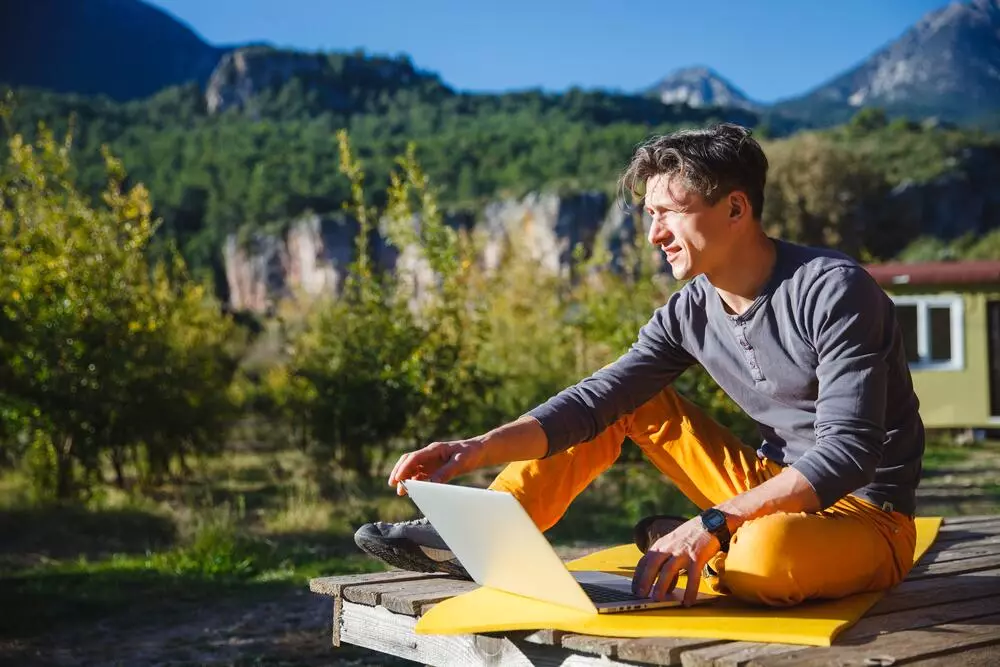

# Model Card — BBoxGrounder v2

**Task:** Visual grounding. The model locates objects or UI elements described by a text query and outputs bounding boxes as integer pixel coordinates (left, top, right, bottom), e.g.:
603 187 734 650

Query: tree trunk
55 435 74 500
111 447 126 489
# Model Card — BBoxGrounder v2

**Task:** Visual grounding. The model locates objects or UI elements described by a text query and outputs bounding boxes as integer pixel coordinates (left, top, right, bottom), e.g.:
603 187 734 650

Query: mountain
202 46 453 116
645 66 759 111
0 0 225 101
773 0 1000 125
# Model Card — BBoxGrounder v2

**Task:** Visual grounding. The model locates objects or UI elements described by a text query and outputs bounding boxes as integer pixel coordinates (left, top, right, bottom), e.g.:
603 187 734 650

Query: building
866 260 1000 431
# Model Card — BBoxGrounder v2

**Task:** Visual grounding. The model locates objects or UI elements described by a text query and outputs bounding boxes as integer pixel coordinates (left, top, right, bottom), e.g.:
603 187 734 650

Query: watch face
703 510 725 530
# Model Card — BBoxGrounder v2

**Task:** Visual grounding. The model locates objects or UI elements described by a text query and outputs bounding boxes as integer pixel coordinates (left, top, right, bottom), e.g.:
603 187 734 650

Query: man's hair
618 123 768 220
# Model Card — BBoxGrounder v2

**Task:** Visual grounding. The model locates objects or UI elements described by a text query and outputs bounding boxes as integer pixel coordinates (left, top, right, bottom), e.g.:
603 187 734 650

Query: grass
921 441 978 469
0 445 409 641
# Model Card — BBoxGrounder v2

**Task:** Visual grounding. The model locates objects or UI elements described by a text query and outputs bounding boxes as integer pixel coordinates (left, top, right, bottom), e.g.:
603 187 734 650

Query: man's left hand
631 516 719 606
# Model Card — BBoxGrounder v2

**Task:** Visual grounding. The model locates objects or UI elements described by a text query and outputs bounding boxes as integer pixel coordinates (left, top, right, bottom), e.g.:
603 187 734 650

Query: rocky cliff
885 144 1000 242
203 45 450 116
223 151 1000 313
223 192 653 313
206 48 330 115
223 213 371 314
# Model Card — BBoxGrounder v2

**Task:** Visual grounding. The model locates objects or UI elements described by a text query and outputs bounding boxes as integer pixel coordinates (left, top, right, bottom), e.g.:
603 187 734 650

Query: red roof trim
864 260 1000 287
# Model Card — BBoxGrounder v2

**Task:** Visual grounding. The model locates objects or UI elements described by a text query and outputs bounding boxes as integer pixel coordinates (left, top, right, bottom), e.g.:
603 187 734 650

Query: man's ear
728 192 749 220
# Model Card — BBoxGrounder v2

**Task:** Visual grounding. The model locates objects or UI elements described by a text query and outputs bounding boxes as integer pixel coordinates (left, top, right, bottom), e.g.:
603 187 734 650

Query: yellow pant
488 386 917 606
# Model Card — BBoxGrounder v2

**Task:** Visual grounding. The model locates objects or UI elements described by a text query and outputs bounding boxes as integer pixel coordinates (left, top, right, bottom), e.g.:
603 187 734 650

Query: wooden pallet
310 515 1000 666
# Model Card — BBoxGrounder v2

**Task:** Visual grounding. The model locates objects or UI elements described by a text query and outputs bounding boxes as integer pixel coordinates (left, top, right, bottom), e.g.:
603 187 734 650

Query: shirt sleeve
791 266 892 509
527 287 698 457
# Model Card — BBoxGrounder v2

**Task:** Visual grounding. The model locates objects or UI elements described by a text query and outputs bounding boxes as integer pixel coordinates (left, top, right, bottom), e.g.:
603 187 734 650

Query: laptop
401 479 716 614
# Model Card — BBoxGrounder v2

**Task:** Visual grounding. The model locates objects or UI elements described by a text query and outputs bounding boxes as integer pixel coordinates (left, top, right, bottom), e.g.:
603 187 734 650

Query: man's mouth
662 244 682 260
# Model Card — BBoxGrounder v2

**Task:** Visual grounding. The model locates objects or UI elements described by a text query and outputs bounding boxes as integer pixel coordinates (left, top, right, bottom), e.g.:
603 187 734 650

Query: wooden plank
522 629 567 647
869 567 1000 615
560 634 624 658
926 533 1000 554
842 586 1000 640
338 601 639 666
935 522 1000 542
332 596 342 647
678 641 799 667
746 613 1000 667
669 566 1000 667
381 578 479 615
616 638 729 666
938 515 1000 526
938 516 1000 529
309 570 443 597
908 553 1000 579
914 543 1000 566
908 643 1000 666
342 576 478 614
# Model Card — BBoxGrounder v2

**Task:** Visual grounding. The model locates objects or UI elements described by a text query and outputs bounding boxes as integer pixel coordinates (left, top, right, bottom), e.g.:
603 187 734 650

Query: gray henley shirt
528 238 924 515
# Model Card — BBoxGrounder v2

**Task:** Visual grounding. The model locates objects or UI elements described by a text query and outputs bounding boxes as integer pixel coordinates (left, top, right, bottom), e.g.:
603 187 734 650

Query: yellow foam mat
415 516 941 646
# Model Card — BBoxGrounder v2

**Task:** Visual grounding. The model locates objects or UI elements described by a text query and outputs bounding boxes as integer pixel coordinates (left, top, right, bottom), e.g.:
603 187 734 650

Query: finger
683 560 704 607
651 557 683 601
388 452 411 487
632 551 669 598
394 448 436 485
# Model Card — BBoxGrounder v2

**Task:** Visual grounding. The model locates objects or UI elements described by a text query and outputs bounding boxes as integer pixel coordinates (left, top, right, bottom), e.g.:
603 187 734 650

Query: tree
272 133 504 490
763 133 890 258
849 107 889 135
0 120 241 500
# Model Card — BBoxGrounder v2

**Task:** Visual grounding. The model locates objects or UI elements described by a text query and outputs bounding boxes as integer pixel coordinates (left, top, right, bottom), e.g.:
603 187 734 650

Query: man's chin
669 263 692 280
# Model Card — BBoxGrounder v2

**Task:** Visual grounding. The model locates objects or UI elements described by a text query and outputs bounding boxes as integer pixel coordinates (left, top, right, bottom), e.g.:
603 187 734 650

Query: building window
891 295 964 371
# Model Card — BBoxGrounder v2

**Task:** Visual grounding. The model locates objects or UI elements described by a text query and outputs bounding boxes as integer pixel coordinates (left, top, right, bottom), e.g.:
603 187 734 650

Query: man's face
644 173 734 281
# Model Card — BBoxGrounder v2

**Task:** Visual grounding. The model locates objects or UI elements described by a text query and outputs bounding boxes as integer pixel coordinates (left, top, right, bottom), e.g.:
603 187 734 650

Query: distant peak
646 66 757 111
773 0 1000 123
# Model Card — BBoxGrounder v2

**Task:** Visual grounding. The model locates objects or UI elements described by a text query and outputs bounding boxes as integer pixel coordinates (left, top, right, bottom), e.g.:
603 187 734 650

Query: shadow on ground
0 506 176 566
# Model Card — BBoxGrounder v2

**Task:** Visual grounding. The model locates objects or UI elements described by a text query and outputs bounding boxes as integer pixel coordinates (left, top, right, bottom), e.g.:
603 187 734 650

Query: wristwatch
699 508 731 552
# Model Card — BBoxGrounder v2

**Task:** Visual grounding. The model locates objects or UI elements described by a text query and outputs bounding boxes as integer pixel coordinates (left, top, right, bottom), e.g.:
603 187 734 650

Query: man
354 123 923 607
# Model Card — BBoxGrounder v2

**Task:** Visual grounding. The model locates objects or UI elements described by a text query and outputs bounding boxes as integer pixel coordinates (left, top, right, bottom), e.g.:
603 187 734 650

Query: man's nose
648 220 668 245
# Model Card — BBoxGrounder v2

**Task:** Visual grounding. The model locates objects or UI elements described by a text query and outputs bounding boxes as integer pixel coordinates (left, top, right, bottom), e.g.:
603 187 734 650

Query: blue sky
148 0 952 103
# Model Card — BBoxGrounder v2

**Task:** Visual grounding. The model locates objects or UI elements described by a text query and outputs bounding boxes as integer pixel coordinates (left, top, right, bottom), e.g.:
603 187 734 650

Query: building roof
864 260 1000 287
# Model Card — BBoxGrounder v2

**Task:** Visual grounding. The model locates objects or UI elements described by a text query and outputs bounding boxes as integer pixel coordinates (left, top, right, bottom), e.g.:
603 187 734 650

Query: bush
0 116 242 500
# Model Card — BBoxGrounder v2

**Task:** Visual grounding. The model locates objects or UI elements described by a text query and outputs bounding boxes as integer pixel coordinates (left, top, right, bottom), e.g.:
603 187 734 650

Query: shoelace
395 517 431 528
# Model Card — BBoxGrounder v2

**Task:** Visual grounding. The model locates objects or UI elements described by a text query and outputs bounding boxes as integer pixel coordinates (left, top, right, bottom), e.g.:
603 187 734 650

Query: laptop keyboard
579 582 644 603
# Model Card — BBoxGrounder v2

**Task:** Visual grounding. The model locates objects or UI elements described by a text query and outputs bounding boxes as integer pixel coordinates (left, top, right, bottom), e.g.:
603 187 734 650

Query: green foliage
0 79 758 277
151 499 260 579
822 115 996 187
762 133 891 258
897 228 1000 262
847 107 889 135
548 464 699 544
267 132 503 488
0 118 241 500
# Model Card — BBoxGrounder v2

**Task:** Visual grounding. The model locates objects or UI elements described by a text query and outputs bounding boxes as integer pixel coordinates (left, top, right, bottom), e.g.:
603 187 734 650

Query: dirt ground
0 545 604 667
0 585 409 667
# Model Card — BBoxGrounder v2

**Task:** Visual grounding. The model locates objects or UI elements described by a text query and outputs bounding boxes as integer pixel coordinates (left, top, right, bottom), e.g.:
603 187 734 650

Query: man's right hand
388 438 488 496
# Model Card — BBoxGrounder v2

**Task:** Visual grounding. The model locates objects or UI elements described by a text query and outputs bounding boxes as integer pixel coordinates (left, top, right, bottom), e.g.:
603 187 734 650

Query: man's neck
708 234 778 317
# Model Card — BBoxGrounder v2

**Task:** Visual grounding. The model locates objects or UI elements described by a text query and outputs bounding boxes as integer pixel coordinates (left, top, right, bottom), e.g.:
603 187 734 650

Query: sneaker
632 514 689 553
354 517 471 580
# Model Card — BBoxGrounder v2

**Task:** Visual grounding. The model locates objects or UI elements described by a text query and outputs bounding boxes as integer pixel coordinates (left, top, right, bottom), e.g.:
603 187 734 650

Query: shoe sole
354 532 471 580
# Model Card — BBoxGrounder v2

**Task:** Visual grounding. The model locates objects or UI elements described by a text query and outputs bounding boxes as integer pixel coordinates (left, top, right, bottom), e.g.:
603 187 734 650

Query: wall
887 284 1000 429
